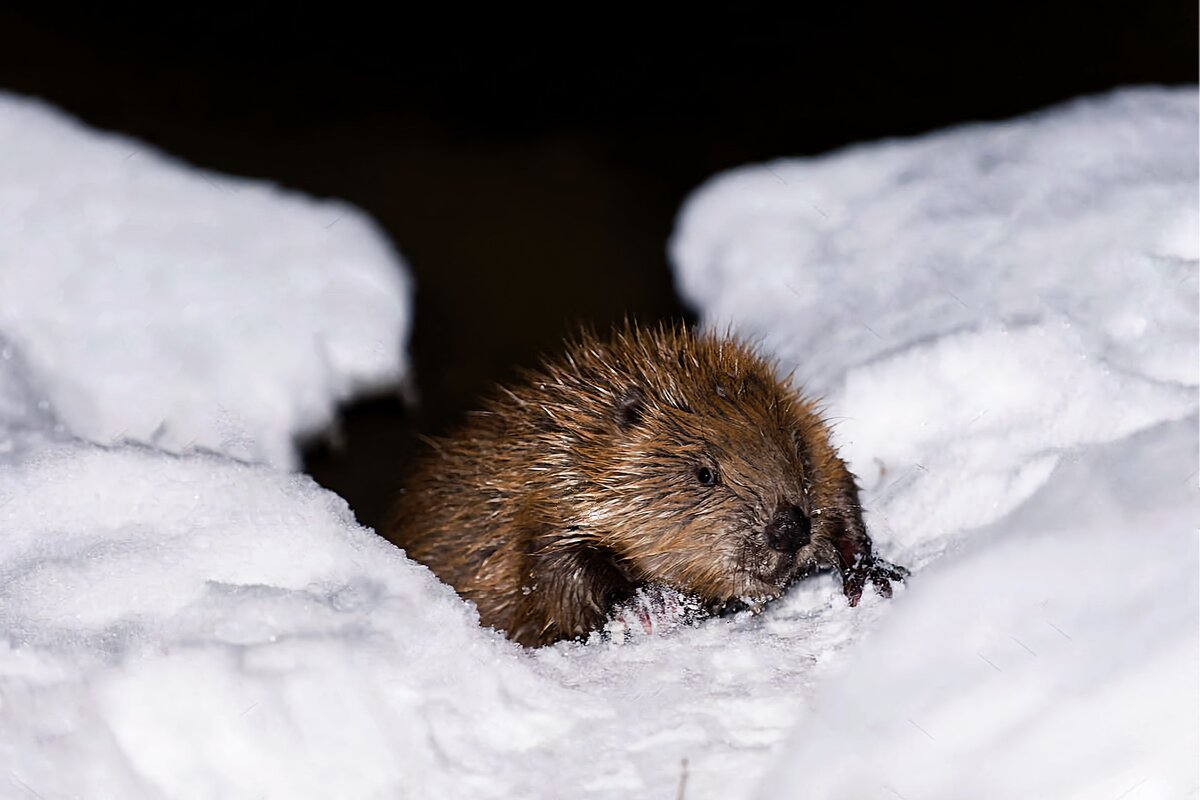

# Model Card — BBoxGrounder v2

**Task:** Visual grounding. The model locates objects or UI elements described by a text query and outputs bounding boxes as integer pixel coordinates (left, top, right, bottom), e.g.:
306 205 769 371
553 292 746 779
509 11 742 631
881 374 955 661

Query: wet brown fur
384 323 906 647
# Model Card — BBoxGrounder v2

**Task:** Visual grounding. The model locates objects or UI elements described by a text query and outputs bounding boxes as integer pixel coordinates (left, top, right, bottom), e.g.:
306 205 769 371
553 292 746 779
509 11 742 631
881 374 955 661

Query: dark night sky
1 5 1195 527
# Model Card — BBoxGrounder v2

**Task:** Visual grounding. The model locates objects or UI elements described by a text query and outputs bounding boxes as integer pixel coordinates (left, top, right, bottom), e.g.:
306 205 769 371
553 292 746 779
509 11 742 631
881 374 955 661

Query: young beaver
385 324 907 647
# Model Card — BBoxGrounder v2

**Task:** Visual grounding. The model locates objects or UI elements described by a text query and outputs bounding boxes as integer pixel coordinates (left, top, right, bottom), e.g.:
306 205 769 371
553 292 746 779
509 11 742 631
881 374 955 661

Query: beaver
385 324 907 647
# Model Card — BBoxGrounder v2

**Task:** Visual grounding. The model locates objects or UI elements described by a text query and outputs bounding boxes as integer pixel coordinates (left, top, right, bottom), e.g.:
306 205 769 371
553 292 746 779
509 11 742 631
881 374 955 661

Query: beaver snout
764 504 812 553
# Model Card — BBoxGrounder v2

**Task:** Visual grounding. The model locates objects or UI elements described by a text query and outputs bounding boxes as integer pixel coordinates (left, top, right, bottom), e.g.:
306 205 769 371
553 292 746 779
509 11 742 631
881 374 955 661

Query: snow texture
0 93 411 469
672 86 1199 799
2 86 1197 800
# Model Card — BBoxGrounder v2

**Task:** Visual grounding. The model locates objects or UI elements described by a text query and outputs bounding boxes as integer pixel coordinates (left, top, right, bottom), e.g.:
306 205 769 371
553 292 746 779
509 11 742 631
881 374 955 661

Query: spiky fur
385 323 905 647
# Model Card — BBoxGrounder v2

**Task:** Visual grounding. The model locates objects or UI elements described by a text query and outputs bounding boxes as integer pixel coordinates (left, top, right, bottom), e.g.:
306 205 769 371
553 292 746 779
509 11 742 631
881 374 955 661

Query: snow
0 93 411 469
672 86 1199 799
756 420 1198 800
1 444 591 799
1 86 1196 799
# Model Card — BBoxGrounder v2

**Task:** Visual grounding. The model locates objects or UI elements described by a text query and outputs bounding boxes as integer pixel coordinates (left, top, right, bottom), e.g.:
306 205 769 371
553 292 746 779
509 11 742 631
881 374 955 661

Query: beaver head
531 325 856 606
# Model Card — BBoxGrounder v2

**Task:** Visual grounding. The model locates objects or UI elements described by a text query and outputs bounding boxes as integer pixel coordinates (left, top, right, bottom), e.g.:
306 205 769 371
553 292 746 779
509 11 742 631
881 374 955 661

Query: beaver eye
695 466 717 486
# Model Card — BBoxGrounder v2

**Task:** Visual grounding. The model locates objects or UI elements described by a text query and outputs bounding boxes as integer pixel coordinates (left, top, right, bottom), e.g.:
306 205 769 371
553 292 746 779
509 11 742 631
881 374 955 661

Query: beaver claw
841 557 909 607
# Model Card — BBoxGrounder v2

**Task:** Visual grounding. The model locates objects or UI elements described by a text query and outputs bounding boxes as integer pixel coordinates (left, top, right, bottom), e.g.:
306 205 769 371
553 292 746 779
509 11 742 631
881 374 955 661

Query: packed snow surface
2 87 1197 799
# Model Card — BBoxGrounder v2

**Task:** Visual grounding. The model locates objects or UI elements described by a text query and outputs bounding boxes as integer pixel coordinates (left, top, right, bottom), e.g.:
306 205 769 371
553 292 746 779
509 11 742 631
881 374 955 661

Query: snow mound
757 419 1198 800
0 92 411 468
672 87 1197 394
673 86 1198 799
0 444 594 799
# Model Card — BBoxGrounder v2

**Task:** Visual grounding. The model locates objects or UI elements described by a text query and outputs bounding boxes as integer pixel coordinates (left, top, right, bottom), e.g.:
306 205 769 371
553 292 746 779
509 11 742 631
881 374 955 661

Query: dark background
1 5 1194 529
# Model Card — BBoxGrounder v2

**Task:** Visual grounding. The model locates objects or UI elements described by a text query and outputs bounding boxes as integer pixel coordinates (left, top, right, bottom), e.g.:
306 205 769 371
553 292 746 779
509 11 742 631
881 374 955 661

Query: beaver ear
615 386 646 431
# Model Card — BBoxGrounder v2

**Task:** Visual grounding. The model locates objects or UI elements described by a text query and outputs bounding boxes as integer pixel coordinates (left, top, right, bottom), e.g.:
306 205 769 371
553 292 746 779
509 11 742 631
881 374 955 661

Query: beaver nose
764 504 812 553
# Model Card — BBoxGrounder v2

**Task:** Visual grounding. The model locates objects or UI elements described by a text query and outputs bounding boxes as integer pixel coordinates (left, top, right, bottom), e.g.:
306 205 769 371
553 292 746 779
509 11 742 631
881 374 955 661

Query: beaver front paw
603 584 707 641
841 557 909 606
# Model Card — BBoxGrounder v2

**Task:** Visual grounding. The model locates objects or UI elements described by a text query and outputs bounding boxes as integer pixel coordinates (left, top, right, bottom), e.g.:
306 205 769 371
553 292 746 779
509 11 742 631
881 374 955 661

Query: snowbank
672 86 1199 799
757 420 1198 800
671 88 1197 397
1 87 1196 799
0 444 593 799
0 93 411 469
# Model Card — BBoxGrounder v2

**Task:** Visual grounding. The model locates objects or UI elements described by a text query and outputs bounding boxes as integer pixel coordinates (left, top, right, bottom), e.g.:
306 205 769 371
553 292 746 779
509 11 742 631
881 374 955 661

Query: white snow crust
2 87 1197 799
